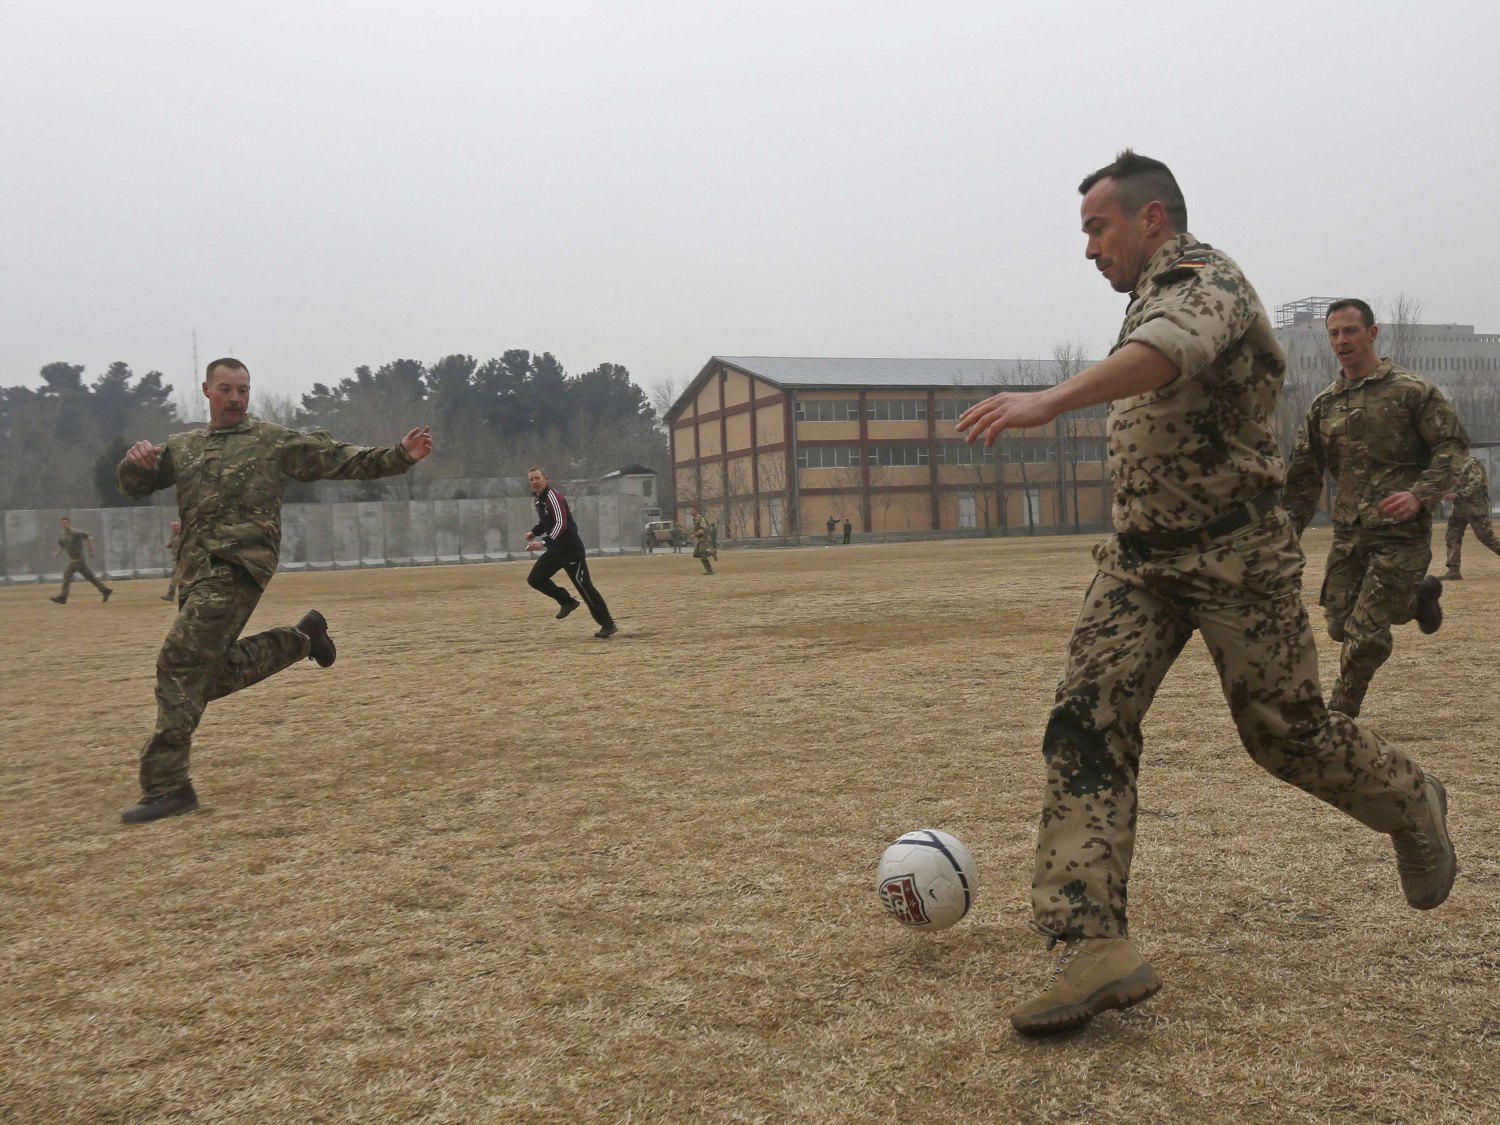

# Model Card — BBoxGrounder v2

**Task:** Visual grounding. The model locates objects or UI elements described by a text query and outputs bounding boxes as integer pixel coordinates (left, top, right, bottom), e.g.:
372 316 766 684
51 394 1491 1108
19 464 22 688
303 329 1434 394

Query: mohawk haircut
1079 150 1188 233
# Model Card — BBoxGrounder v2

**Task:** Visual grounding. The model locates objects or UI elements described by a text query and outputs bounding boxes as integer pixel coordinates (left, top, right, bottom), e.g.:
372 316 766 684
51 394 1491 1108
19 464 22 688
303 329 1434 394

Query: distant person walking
842 518 853 545
826 515 837 544
50 517 112 604
1442 455 1500 580
526 467 617 638
162 519 182 601
116 357 431 824
690 506 714 575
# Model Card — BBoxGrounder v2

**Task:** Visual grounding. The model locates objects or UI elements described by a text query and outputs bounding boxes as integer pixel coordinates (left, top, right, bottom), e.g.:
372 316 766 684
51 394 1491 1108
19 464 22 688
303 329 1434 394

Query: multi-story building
666 357 1109 539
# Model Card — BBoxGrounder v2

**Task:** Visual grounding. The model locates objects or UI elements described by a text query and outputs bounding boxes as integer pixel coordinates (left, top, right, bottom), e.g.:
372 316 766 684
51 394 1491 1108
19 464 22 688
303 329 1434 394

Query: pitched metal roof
713 356 1069 389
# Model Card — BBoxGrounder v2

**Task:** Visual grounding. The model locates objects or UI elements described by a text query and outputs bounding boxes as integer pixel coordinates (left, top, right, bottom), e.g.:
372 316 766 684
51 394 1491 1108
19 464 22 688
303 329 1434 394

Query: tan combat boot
1010 937 1161 1035
1392 775 1457 910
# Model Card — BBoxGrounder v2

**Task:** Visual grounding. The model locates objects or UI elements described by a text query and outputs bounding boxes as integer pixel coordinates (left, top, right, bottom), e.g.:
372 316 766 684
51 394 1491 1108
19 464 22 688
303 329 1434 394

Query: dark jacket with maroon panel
531 487 584 551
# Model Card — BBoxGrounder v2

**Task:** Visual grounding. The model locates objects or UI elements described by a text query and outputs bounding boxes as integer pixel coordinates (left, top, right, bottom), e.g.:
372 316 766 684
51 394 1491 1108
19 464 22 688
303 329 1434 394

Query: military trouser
1320 522 1431 716
1032 513 1428 940
138 560 310 797
1445 511 1500 574
528 540 614 627
59 560 109 600
693 538 714 573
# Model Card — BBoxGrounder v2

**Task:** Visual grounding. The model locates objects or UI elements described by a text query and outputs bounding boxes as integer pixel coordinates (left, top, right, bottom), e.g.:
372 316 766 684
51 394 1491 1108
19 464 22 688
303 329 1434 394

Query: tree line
0 351 668 511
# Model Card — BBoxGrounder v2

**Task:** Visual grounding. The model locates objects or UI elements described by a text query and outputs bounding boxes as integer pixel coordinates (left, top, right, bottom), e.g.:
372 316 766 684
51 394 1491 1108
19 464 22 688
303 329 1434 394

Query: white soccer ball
876 829 978 931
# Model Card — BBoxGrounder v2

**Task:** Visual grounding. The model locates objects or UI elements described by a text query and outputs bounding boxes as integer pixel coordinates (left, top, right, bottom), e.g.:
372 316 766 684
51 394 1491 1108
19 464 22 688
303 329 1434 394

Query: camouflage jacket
1108 234 1287 534
165 530 180 556
693 514 709 541
58 529 90 560
1283 361 1466 532
1451 455 1491 518
117 418 416 589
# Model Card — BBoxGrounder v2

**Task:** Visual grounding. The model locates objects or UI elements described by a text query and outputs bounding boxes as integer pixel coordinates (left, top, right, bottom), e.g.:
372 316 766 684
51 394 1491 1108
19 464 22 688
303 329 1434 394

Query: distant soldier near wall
162 519 182 601
691 507 715 575
49 516 113 604
1442 455 1500 580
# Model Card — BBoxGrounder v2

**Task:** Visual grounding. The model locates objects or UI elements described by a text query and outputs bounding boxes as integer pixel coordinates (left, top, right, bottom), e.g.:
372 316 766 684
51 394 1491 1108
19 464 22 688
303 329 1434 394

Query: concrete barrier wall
1 496 648 584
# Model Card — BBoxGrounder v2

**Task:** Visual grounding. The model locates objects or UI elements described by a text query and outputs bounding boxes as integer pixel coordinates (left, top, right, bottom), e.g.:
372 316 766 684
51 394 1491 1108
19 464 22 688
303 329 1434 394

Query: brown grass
2 529 1496 1123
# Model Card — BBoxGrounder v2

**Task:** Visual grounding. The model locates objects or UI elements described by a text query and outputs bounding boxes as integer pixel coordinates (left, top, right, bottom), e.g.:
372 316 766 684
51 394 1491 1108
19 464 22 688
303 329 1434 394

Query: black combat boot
297 610 337 667
121 785 199 824
1415 576 1443 634
595 623 618 639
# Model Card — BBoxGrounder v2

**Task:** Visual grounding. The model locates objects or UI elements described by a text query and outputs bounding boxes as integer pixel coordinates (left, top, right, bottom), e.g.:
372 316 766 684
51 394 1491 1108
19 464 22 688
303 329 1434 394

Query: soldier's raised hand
402 426 434 462
125 440 162 470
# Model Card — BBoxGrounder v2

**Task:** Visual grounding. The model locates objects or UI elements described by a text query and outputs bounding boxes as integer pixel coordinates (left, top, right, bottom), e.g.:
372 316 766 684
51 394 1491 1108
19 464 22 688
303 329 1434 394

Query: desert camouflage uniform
163 527 182 600
118 418 417 798
56 528 110 600
1283 361 1466 715
692 513 714 573
1033 235 1430 940
1444 456 1499 575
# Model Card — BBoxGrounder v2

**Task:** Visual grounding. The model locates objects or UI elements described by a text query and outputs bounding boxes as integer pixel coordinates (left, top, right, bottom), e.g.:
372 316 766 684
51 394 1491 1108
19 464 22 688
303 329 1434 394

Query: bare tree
1050 342 1091 530
1375 293 1424 373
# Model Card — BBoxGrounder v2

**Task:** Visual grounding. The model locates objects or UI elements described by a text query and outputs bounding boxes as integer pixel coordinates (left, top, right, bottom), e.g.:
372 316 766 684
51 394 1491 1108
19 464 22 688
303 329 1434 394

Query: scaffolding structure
1274 297 1342 329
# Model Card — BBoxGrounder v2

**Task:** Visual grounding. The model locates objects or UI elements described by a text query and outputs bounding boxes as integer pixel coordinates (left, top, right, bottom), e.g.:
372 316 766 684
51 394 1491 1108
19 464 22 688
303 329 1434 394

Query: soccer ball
876 829 978 931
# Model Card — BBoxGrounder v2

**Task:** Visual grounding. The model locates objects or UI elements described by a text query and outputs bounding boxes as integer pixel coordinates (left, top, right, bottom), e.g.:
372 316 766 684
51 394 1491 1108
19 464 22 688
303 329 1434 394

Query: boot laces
1044 945 1081 990
1393 827 1436 875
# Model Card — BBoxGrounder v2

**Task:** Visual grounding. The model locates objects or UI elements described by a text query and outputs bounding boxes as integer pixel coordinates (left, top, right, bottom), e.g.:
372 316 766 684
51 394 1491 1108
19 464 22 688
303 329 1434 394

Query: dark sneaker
297 610 337 668
1442 570 1463 581
595 623 618 639
49 595 65 604
102 588 113 602
556 599 581 620
1010 937 1162 1035
121 785 199 824
1415 576 1443 633
1392 775 1457 910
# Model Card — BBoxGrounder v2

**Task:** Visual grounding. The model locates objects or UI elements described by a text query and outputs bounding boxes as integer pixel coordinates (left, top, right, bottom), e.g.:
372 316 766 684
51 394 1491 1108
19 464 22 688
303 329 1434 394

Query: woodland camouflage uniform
1443 455 1499 577
1033 235 1435 941
55 527 111 601
1283 361 1467 715
163 527 182 600
118 418 417 798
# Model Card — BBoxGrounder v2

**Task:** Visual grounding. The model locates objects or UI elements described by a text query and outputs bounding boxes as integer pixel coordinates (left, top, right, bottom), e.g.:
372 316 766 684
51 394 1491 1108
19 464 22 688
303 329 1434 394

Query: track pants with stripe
528 541 613 627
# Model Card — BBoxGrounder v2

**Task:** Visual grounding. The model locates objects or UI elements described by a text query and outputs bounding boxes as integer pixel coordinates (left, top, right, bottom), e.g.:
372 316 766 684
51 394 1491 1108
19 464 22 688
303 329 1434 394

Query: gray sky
2 0 1495 411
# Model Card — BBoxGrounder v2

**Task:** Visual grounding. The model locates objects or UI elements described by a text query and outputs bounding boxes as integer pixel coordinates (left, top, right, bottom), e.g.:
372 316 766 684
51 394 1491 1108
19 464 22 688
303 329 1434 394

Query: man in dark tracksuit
525 467 617 639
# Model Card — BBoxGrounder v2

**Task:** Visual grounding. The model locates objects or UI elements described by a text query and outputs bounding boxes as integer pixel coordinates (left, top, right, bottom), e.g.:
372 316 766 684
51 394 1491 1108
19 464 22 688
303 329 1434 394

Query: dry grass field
2 529 1497 1124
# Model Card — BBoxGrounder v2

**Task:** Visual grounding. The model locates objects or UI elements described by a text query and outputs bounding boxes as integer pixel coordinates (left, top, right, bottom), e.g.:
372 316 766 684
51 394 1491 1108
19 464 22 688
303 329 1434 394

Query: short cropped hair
206 357 248 378
1325 298 1376 328
528 466 546 475
1078 150 1189 233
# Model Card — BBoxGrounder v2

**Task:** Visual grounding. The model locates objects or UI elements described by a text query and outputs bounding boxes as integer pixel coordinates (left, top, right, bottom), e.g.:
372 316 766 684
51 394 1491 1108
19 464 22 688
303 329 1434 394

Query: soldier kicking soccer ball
114 357 433 824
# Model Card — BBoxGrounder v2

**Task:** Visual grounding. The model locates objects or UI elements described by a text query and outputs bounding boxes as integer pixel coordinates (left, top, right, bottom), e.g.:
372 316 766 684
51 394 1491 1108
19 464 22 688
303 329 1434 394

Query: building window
935 398 983 420
795 399 861 422
798 446 861 469
869 444 928 467
939 441 994 464
1001 441 1054 464
868 399 928 421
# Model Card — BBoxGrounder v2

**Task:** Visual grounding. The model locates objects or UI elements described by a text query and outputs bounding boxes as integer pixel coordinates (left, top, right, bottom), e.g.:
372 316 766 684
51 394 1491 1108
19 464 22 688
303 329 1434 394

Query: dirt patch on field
2 530 1496 1122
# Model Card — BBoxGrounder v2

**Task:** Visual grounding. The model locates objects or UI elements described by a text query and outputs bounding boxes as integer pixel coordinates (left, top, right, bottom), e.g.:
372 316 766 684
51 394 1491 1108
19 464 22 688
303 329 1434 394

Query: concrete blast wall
1 496 648 584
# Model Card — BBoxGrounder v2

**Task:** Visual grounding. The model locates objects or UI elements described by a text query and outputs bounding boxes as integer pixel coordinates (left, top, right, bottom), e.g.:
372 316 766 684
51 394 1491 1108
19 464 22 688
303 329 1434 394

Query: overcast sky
2 1 1494 412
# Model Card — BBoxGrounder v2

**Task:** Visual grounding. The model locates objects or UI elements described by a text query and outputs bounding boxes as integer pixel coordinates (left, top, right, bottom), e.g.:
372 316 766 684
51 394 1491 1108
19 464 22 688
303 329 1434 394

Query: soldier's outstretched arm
281 426 431 482
958 342 1177 445
117 440 175 499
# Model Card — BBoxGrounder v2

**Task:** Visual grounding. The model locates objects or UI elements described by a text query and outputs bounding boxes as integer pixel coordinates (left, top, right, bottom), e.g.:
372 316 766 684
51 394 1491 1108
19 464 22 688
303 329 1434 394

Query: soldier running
690 506 715 575
50 517 113 604
957 150 1456 1035
161 519 182 601
115 357 432 824
1442 455 1500 580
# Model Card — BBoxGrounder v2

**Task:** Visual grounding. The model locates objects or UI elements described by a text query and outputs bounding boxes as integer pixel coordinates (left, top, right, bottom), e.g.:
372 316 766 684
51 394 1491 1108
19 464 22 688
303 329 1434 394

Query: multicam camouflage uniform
1283 361 1467 716
118 418 417 798
163 527 181 600
1034 234 1431 940
692 512 714 574
56 528 111 600
1444 455 1499 577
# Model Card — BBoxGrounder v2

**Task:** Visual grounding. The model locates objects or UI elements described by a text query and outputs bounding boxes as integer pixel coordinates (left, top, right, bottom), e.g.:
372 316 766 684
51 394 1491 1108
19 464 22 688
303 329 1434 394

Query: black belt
1119 488 1281 557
